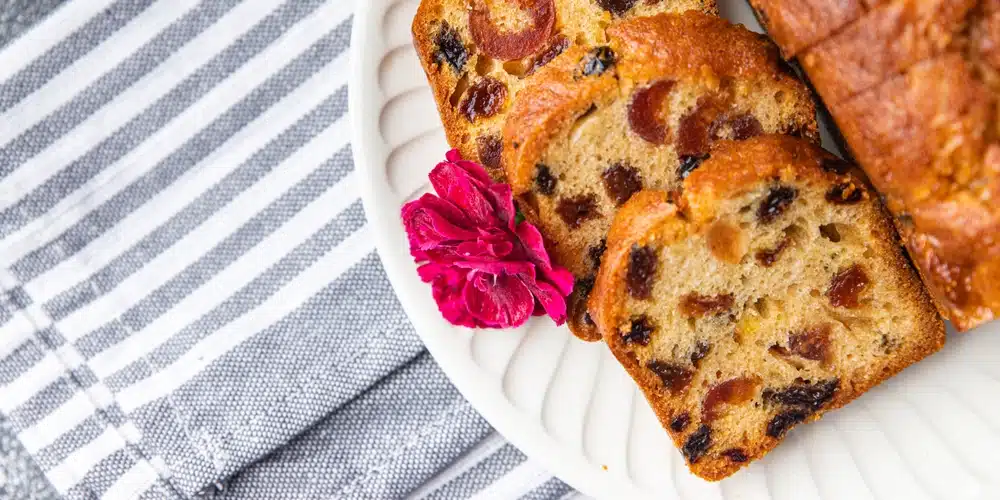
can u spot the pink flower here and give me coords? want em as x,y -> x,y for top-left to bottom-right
402,150 -> 574,329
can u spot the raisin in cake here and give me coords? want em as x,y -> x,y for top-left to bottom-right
411,0 -> 717,179
589,135 -> 945,481
749,0 -> 1000,330
502,12 -> 819,340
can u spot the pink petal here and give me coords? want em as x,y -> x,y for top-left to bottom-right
454,260 -> 535,281
429,163 -> 498,228
514,222 -> 552,270
455,239 -> 514,261
486,183 -> 516,230
446,149 -> 494,185
402,195 -> 478,258
540,266 -> 575,297
524,279 -> 569,326
464,272 -> 534,328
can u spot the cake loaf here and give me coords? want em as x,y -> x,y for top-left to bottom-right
749,0 -> 1000,330
411,0 -> 717,179
590,135 -> 946,480
503,12 -> 818,340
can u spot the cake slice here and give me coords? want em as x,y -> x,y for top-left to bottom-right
411,0 -> 718,179
502,12 -> 819,340
589,135 -> 945,481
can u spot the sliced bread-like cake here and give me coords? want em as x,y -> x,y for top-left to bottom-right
411,0 -> 718,179
589,135 -> 945,480
503,12 -> 819,339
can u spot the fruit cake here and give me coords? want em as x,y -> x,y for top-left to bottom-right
589,135 -> 945,481
502,12 -> 819,340
411,0 -> 718,179
748,0 -> 1000,330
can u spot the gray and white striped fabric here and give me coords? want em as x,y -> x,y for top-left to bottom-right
0,0 -> 576,498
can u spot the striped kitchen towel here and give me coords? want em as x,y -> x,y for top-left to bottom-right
0,0 -> 577,498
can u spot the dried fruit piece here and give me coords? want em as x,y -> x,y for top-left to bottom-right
702,376 -> 761,421
469,0 -> 556,61
434,23 -> 468,72
690,341 -> 710,365
581,46 -> 616,76
755,237 -> 790,267
757,186 -> 797,224
460,77 -> 508,122
602,163 -> 643,206
527,35 -> 569,75
707,220 -> 747,264
556,194 -> 600,228
766,410 -> 807,438
477,135 -> 503,171
588,239 -> 607,269
677,154 -> 707,180
535,164 -> 557,195
627,245 -> 658,299
596,0 -> 638,16
763,379 -> 839,412
820,157 -> 852,175
677,95 -> 727,157
624,315 -> 655,346
828,265 -> 870,309
647,360 -> 694,393
722,448 -> 749,463
826,182 -> 865,205
628,80 -> 675,144
682,425 -> 712,464
788,325 -> 832,363
670,412 -> 691,432
679,293 -> 735,318
729,114 -> 764,141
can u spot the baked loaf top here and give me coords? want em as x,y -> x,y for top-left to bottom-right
502,12 -> 819,340
411,0 -> 717,179
750,0 -> 1000,330
590,135 -> 945,481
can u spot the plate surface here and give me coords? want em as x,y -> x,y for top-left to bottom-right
350,2 -> 1000,498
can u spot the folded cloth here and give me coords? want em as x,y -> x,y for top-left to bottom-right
0,0 -> 575,498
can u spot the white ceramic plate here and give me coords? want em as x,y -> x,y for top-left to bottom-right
350,1 -> 1000,498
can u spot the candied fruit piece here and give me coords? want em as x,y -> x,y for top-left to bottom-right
469,0 -> 555,61
588,239 -> 607,269
602,162 -> 643,206
460,77 -> 508,122
582,46 -> 616,76
596,0 -> 638,16
826,182 -> 865,205
677,154 -> 707,181
556,194 -> 599,228
670,412 -> 691,432
707,220 -> 748,264
766,410 -> 807,438
677,95 -> 727,157
828,265 -> 870,309
628,80 -> 675,144
680,293 -> 735,318
722,448 -> 749,463
690,341 -> 710,365
434,23 -> 468,72
477,135 -> 503,172
788,325 -> 832,363
535,164 -> 557,195
647,360 -> 693,393
627,245 -> 658,300
702,376 -> 761,422
729,114 -> 764,141
682,425 -> 712,464
763,379 -> 839,412
757,186 -> 797,224
623,315 -> 654,346
755,237 -> 790,267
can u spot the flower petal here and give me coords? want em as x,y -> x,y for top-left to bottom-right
541,265 -> 575,298
464,272 -> 534,328
524,279 -> 569,326
514,222 -> 552,270
429,163 -> 498,228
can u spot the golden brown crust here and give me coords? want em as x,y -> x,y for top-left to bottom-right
591,136 -> 945,480
748,0 -> 866,58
